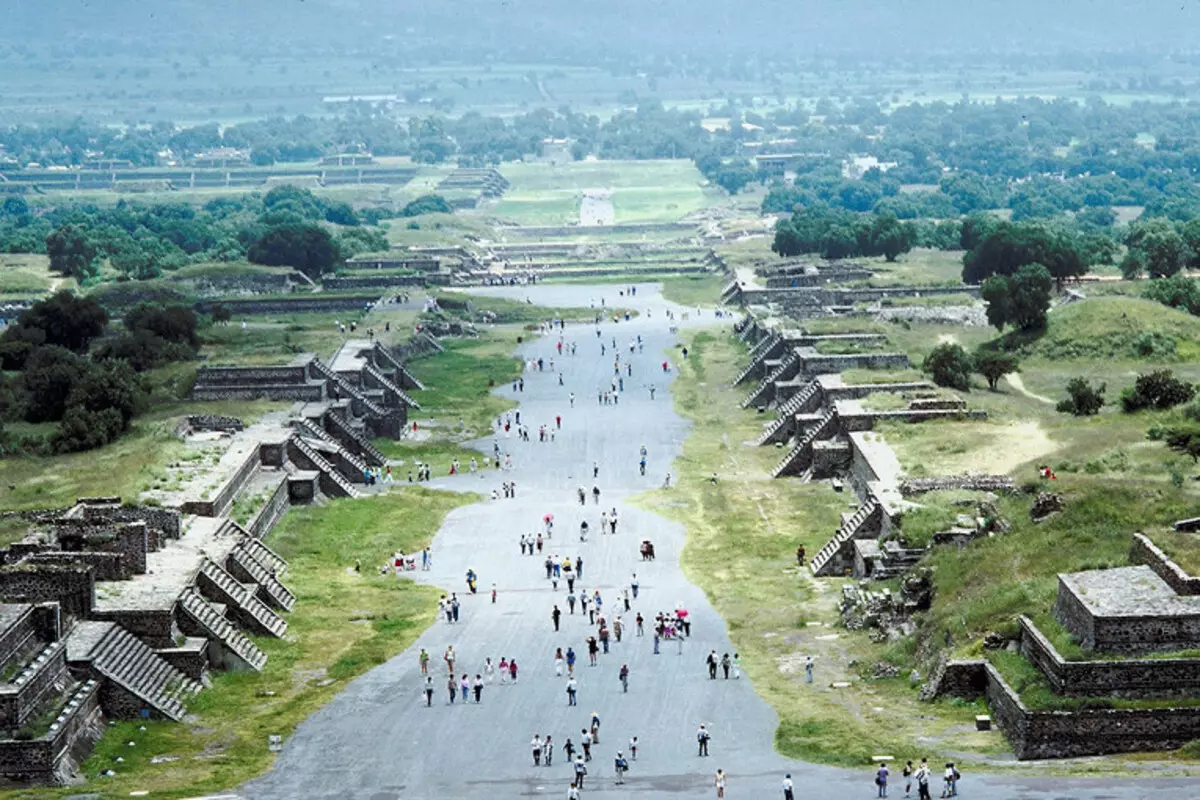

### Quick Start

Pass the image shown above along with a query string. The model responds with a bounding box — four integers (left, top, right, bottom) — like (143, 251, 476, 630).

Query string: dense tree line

(0, 186, 389, 282)
(0, 292, 201, 454)
(772, 205, 917, 261)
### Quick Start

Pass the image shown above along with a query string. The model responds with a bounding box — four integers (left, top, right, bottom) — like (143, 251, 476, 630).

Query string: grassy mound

(1013, 296, 1200, 361)
(170, 261, 295, 279)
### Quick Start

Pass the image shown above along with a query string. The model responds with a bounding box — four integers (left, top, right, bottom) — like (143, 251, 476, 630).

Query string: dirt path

(1006, 372, 1055, 405)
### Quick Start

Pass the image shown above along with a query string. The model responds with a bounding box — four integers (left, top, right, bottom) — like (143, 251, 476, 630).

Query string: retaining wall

(193, 295, 380, 315)
(0, 681, 103, 784)
(1019, 616, 1200, 698)
(246, 476, 290, 540)
(1129, 533, 1200, 595)
(932, 659, 1200, 758)
(180, 446, 261, 518)
(322, 274, 451, 291)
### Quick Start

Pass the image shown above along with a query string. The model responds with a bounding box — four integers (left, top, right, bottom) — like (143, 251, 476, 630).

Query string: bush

(922, 343, 972, 391)
(1131, 331, 1177, 359)
(973, 350, 1019, 391)
(1, 290, 108, 354)
(1162, 423, 1200, 463)
(1056, 377, 1105, 416)
(401, 194, 453, 217)
(1120, 370, 1196, 413)
(18, 346, 92, 423)
(1143, 273, 1200, 316)
(51, 406, 126, 453)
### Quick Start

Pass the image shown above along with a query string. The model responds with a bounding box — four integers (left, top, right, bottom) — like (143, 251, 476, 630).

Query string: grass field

(493, 160, 711, 225)
(0, 253, 67, 298)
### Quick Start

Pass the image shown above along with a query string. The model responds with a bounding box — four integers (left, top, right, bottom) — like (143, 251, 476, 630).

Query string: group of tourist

(874, 758, 960, 799)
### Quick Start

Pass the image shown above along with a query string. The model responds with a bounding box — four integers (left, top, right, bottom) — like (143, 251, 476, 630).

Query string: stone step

(294, 419, 372, 476)
(364, 362, 420, 410)
(229, 544, 296, 612)
(809, 498, 881, 577)
(179, 588, 268, 672)
(68, 622, 200, 720)
(199, 559, 288, 638)
(236, 532, 288, 575)
(771, 408, 836, 478)
(323, 409, 388, 467)
(743, 353, 797, 409)
(289, 435, 361, 498)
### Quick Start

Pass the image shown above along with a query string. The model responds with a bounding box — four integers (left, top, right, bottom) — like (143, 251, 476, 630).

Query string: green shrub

(922, 343, 972, 391)
(1120, 370, 1196, 413)
(1056, 377, 1105, 416)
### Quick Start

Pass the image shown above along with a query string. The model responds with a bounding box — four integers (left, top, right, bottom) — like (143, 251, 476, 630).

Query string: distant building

(755, 153, 828, 177)
(320, 153, 376, 166)
(82, 158, 135, 171)
(188, 148, 251, 168)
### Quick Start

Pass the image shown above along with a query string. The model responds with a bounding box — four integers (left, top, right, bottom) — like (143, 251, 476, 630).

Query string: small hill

(1023, 296, 1200, 361)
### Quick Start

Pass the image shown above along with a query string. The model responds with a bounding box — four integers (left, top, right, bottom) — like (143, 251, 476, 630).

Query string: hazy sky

(6, 1, 1200, 59)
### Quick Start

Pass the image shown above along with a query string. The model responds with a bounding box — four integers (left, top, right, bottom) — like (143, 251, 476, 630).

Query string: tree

(247, 223, 340, 279)
(1120, 370, 1196, 413)
(980, 263, 1053, 331)
(962, 222, 1088, 285)
(18, 346, 92, 423)
(12, 291, 108, 353)
(125, 303, 199, 349)
(922, 343, 973, 391)
(401, 194, 453, 217)
(974, 351, 1019, 391)
(1121, 218, 1192, 279)
(45, 224, 98, 281)
(1163, 423, 1200, 463)
(211, 303, 233, 325)
(869, 213, 916, 262)
(1056, 377, 1105, 416)
(1142, 273, 1200, 316)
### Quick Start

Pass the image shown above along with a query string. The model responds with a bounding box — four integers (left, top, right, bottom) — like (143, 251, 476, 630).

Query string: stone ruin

(731, 313, 998, 582)
(0, 498, 293, 782)
(191, 339, 423, 440)
(0, 330, 434, 783)
(925, 532, 1200, 759)
(839, 569, 933, 640)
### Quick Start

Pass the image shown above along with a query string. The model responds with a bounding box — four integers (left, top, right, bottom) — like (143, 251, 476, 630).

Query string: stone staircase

(294, 419, 371, 476)
(288, 435, 361, 498)
(809, 498, 882, 577)
(178, 588, 268, 672)
(742, 352, 798, 409)
(229, 543, 296, 611)
(66, 621, 201, 721)
(733, 333, 781, 386)
(363, 362, 420, 409)
(308, 358, 389, 418)
(772, 408, 838, 478)
(755, 380, 820, 446)
(373, 342, 425, 390)
(232, 528, 288, 574)
(720, 279, 741, 303)
(199, 559, 288, 638)
(323, 409, 388, 467)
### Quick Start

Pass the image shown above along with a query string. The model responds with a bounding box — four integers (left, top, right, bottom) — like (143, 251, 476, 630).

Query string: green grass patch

(1005, 296, 1200, 362)
(658, 273, 727, 307)
(1151, 531, 1200, 577)
(0, 253, 63, 297)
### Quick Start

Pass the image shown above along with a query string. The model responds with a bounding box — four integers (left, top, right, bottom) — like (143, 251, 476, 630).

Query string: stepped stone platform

(931, 534, 1200, 759)
(0, 498, 296, 783)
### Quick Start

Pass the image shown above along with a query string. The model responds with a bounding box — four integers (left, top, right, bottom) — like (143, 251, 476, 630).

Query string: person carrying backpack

(614, 751, 629, 784)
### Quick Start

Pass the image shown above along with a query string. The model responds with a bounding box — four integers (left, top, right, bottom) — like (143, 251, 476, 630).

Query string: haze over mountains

(5, 1, 1200, 62)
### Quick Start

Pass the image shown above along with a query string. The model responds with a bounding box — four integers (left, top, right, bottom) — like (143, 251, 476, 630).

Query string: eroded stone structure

(0, 499, 294, 782)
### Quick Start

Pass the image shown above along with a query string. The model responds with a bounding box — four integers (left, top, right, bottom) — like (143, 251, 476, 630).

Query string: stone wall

(322, 274, 451, 291)
(0, 607, 36, 671)
(155, 639, 209, 682)
(797, 352, 910, 375)
(1051, 576, 1096, 650)
(193, 366, 309, 386)
(247, 477, 290, 540)
(89, 608, 175, 649)
(193, 295, 380, 315)
(183, 414, 245, 434)
(50, 521, 148, 576)
(79, 504, 182, 541)
(1019, 616, 1200, 698)
(811, 439, 852, 478)
(0, 645, 66, 731)
(27, 552, 127, 582)
(180, 447, 261, 518)
(1129, 532, 1200, 595)
(900, 475, 1015, 497)
(174, 272, 295, 298)
(0, 680, 103, 784)
(192, 384, 326, 402)
(0, 567, 93, 621)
